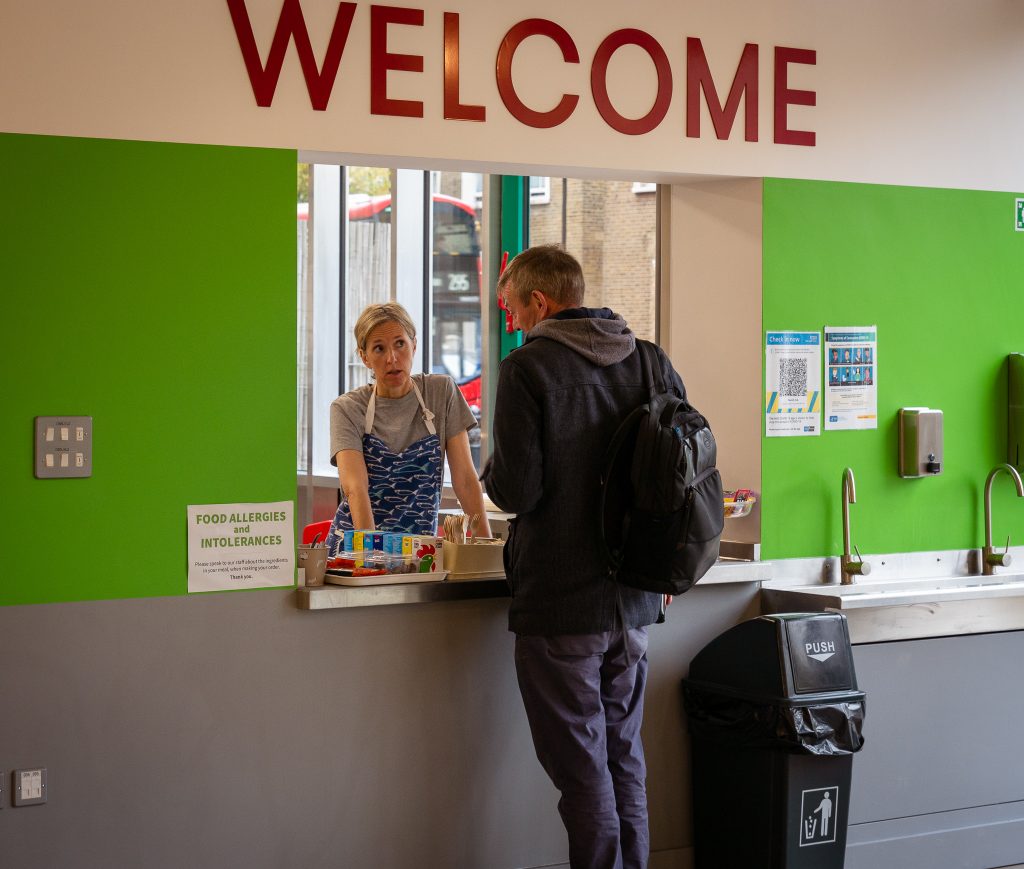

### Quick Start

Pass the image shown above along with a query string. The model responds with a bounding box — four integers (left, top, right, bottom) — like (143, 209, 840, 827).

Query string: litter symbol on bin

(799, 786, 839, 847)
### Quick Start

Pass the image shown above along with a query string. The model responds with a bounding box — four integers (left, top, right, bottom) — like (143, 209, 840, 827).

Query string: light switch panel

(35, 416, 92, 478)
(12, 768, 47, 806)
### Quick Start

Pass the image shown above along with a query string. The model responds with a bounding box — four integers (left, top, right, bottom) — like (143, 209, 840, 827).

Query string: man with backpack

(482, 245, 699, 869)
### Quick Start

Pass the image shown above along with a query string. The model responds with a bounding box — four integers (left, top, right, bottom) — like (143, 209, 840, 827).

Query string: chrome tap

(841, 467, 871, 584)
(982, 463, 1024, 575)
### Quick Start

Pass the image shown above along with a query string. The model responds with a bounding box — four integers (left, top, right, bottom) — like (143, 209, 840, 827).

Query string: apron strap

(365, 376, 437, 437)
(410, 378, 437, 435)
(365, 391, 376, 435)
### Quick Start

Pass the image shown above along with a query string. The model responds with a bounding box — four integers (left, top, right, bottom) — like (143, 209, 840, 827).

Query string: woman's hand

(337, 450, 374, 530)
(447, 430, 492, 538)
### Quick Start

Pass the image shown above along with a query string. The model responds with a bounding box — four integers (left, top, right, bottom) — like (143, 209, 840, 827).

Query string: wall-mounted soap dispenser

(898, 408, 943, 477)
(1009, 353, 1024, 471)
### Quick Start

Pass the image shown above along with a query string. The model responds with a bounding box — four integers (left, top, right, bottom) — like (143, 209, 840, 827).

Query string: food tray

(325, 569, 448, 587)
(723, 490, 758, 519)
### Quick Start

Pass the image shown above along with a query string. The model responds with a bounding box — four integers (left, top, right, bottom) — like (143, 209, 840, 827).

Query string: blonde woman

(326, 302, 490, 555)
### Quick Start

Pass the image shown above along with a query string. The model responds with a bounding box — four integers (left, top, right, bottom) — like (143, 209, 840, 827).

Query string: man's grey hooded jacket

(482, 307, 686, 636)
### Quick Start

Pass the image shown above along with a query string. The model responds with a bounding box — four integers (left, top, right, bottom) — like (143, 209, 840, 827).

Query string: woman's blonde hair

(353, 302, 418, 353)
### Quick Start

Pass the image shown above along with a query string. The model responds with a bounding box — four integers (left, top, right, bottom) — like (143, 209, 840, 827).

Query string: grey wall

(848, 631, 1024, 869)
(0, 583, 759, 868)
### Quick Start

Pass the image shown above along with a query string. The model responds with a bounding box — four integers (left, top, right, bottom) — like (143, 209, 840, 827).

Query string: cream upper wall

(661, 179, 763, 544)
(4, 0, 1024, 191)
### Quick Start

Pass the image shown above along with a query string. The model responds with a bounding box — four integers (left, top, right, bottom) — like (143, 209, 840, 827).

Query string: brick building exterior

(434, 174, 658, 340)
(529, 179, 657, 341)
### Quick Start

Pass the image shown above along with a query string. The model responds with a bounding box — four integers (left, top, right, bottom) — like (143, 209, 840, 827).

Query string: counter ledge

(296, 551, 768, 611)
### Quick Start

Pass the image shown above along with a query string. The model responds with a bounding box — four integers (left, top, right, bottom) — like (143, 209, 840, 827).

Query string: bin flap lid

(685, 613, 858, 698)
(783, 613, 857, 693)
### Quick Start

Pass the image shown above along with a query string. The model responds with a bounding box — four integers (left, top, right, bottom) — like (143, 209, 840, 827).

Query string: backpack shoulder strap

(638, 339, 666, 397)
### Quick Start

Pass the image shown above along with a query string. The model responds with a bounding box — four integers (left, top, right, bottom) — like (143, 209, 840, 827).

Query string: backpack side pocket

(675, 467, 725, 589)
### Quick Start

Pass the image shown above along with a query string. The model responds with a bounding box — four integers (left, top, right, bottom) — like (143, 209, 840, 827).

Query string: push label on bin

(805, 640, 836, 662)
(785, 617, 854, 694)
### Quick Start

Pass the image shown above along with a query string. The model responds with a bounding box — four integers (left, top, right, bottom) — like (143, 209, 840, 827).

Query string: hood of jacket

(524, 307, 635, 367)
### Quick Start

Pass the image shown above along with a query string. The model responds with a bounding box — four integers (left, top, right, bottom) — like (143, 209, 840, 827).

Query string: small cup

(297, 544, 328, 587)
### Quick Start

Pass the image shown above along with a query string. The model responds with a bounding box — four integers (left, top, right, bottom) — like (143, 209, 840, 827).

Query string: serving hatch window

(297, 167, 660, 525)
(297, 165, 489, 481)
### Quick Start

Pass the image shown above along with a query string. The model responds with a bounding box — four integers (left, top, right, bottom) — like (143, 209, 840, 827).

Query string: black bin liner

(683, 685, 865, 756)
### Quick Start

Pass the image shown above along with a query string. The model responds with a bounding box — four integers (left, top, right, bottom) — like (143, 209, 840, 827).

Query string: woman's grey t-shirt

(329, 373, 477, 466)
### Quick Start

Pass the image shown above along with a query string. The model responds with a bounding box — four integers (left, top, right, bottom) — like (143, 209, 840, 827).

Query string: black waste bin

(682, 613, 865, 869)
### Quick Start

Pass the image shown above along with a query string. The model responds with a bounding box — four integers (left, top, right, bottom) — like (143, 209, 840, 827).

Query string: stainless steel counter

(296, 541, 771, 611)
(296, 539, 1024, 643)
(296, 575, 510, 610)
(761, 546, 1024, 642)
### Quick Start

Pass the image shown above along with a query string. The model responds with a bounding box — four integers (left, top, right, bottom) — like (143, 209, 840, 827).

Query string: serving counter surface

(296, 542, 770, 611)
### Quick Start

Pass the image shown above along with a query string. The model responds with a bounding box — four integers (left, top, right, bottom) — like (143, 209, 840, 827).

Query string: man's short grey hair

(498, 244, 585, 308)
(353, 301, 417, 352)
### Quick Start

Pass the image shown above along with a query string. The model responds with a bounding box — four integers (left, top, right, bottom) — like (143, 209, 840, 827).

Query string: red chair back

(301, 519, 333, 545)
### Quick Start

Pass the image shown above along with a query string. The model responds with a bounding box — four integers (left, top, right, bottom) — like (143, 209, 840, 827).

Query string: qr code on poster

(779, 358, 808, 397)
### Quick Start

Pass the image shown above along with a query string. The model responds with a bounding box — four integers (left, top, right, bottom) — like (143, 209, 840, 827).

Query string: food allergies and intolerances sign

(765, 331, 821, 437)
(824, 327, 878, 431)
(187, 501, 294, 593)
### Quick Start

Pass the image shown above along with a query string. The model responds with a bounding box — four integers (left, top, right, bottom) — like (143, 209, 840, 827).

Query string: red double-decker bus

(346, 193, 482, 390)
(298, 192, 484, 426)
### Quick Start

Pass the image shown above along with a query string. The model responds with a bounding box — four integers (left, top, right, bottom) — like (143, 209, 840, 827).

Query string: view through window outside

(297, 167, 486, 475)
(344, 168, 393, 393)
(297, 170, 657, 479)
(431, 171, 485, 466)
(529, 177, 657, 342)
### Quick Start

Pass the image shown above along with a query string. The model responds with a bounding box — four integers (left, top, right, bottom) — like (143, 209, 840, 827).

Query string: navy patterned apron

(328, 379, 442, 556)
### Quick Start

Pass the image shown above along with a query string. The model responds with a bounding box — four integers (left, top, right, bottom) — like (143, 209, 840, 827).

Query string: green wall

(6, 140, 1022, 591)
(0, 133, 296, 605)
(762, 178, 1024, 560)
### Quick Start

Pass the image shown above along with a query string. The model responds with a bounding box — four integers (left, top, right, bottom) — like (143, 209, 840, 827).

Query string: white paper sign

(824, 327, 878, 430)
(187, 501, 295, 593)
(765, 331, 822, 437)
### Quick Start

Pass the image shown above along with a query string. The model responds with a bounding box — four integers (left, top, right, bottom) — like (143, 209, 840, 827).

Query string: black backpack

(599, 341, 724, 596)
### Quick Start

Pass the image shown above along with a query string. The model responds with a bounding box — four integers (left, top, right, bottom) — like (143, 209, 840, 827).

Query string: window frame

(528, 176, 551, 205)
(297, 163, 663, 528)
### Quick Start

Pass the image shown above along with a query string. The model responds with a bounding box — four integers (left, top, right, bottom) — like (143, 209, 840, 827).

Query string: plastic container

(724, 489, 758, 518)
(326, 535, 444, 576)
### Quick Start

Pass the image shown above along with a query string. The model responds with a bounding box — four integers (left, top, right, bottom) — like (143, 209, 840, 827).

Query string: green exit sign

(1017, 198, 1024, 232)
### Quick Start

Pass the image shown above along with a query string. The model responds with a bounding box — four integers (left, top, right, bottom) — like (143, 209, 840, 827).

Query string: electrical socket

(12, 768, 47, 806)
(34, 416, 92, 479)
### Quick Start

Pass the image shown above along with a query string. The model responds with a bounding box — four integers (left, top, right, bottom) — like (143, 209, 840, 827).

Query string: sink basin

(761, 572, 1024, 642)
(780, 573, 1024, 604)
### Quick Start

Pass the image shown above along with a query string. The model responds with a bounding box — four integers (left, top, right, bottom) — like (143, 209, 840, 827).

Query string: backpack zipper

(680, 486, 696, 545)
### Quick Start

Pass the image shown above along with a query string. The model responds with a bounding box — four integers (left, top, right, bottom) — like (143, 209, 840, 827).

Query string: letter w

(686, 39, 758, 141)
(227, 0, 357, 110)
